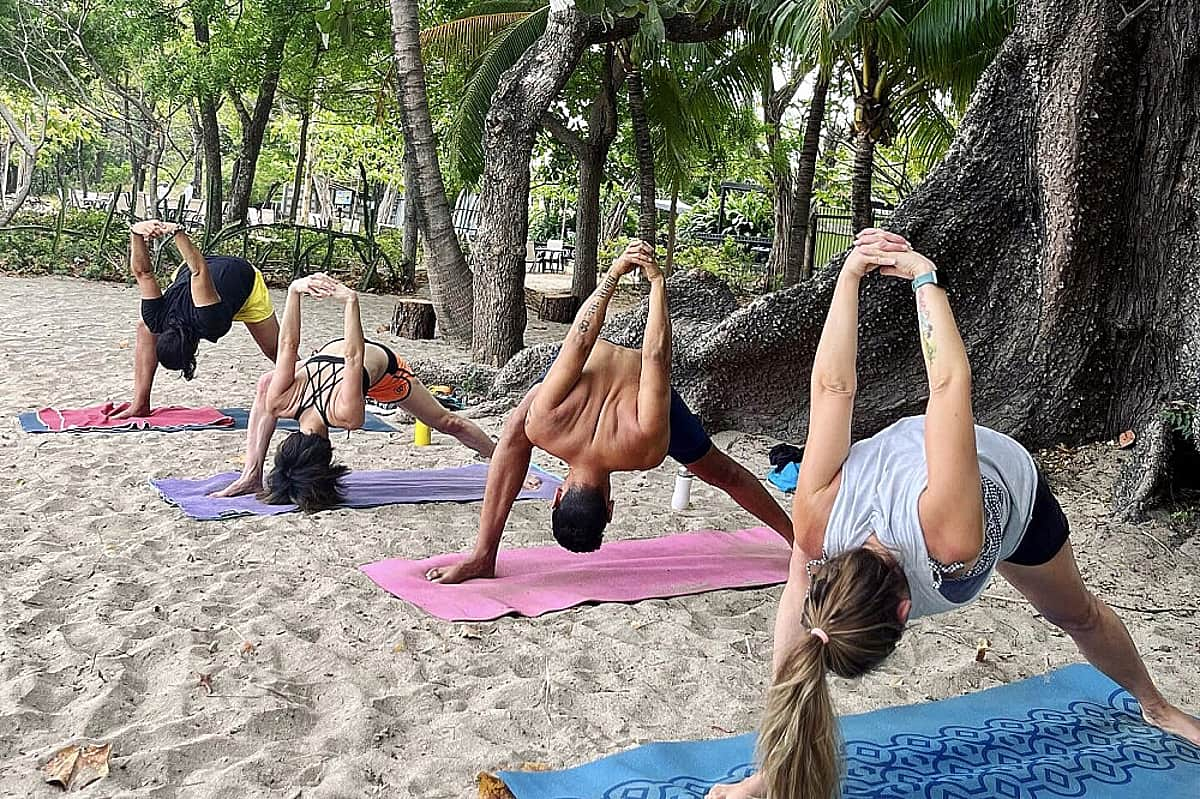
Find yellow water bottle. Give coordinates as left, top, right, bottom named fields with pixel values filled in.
left=414, top=420, right=431, bottom=446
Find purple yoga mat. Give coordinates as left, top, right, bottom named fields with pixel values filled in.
left=150, top=464, right=561, bottom=520
left=359, top=527, right=791, bottom=621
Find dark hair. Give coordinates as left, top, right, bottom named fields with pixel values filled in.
left=258, top=431, right=349, bottom=513
left=155, top=323, right=200, bottom=380
left=757, top=548, right=909, bottom=799
left=551, top=485, right=609, bottom=552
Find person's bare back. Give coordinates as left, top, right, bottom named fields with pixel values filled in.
left=523, top=341, right=668, bottom=473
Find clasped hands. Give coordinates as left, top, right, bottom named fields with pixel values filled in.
left=843, top=228, right=935, bottom=281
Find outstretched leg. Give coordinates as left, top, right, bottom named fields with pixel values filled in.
left=400, top=376, right=496, bottom=459
left=687, top=446, right=793, bottom=543
left=998, top=541, right=1200, bottom=745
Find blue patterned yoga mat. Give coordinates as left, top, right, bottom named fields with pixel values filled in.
left=18, top=408, right=396, bottom=433
left=499, top=665, right=1200, bottom=798
left=219, top=407, right=396, bottom=433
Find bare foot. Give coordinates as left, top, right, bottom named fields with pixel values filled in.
left=110, top=402, right=150, bottom=420
left=1144, top=703, right=1200, bottom=746
left=522, top=473, right=543, bottom=492
left=209, top=476, right=262, bottom=498
left=425, top=557, right=496, bottom=584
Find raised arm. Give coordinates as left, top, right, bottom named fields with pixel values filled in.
left=796, top=235, right=903, bottom=497
left=169, top=226, right=220, bottom=307
left=532, top=240, right=650, bottom=411
left=425, top=390, right=539, bottom=584
left=323, top=276, right=366, bottom=430
left=875, top=245, right=982, bottom=565
left=128, top=222, right=163, bottom=299
left=635, top=246, right=671, bottom=430
left=268, top=276, right=311, bottom=395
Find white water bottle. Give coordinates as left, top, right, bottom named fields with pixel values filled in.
left=671, top=467, right=694, bottom=511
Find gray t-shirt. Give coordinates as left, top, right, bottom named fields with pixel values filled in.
left=822, top=416, right=1038, bottom=619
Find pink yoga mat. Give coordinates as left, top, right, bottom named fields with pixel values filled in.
left=360, top=527, right=791, bottom=621
left=34, top=403, right=233, bottom=432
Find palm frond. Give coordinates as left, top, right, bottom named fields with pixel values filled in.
left=421, top=9, right=540, bottom=65
left=443, top=6, right=550, bottom=184
left=904, top=0, right=1014, bottom=81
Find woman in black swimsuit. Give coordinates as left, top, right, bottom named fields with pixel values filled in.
left=213, top=273, right=497, bottom=511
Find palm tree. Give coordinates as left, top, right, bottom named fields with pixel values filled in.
left=389, top=0, right=475, bottom=345
left=774, top=0, right=1015, bottom=231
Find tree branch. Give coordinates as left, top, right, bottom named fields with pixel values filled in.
left=1117, top=0, right=1158, bottom=32
left=228, top=91, right=252, bottom=128
left=585, top=5, right=746, bottom=44
left=542, top=112, right=586, bottom=157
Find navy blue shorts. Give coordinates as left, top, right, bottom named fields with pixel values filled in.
left=666, top=389, right=713, bottom=465
left=534, top=366, right=712, bottom=465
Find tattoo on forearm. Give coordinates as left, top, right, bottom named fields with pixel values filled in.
left=917, top=291, right=937, bottom=364
left=576, top=271, right=620, bottom=335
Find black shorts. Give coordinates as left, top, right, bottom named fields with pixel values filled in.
left=1004, top=472, right=1070, bottom=567
left=666, top=389, right=713, bottom=465
left=534, top=367, right=713, bottom=466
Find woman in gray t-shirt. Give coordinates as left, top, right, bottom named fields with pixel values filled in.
left=709, top=229, right=1200, bottom=799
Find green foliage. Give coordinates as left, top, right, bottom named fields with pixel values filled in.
left=1163, top=401, right=1198, bottom=441
left=0, top=210, right=127, bottom=281
left=670, top=239, right=757, bottom=283
left=678, top=188, right=773, bottom=240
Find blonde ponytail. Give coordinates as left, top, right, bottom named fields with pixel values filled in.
left=756, top=547, right=910, bottom=799
left=758, top=634, right=842, bottom=799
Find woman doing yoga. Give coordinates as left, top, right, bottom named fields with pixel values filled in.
left=117, top=220, right=280, bottom=419
left=709, top=229, right=1200, bottom=799
left=213, top=273, right=497, bottom=511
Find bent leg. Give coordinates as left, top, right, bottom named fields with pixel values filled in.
left=687, top=446, right=793, bottom=543
left=400, top=376, right=496, bottom=458
left=998, top=541, right=1200, bottom=744
left=245, top=313, right=281, bottom=362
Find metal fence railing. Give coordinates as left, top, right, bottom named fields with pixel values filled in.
left=809, top=207, right=895, bottom=269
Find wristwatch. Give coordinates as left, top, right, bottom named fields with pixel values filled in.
left=911, top=270, right=939, bottom=292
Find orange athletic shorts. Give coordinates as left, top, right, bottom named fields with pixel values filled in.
left=366, top=352, right=414, bottom=404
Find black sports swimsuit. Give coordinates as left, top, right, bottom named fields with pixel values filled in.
left=294, top=339, right=401, bottom=427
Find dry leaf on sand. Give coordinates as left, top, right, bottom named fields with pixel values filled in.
left=1117, top=430, right=1136, bottom=449
left=41, top=745, right=79, bottom=789
left=477, top=764, right=550, bottom=799
left=42, top=741, right=112, bottom=790
left=476, top=772, right=515, bottom=799
left=71, top=743, right=112, bottom=789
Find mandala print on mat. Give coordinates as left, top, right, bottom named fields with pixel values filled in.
left=842, top=690, right=1200, bottom=798
left=592, top=764, right=755, bottom=799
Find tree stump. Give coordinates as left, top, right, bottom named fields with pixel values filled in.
left=537, top=292, right=577, bottom=323
left=391, top=298, right=436, bottom=339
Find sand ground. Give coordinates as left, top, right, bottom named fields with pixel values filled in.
left=0, top=275, right=1197, bottom=798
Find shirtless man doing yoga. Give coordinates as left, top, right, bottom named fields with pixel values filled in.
left=427, top=240, right=792, bottom=584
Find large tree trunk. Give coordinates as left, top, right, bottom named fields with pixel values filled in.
left=518, top=0, right=1196, bottom=519
left=193, top=13, right=223, bottom=239
left=790, top=66, right=830, bottom=283
left=401, top=145, right=419, bottom=289
left=471, top=8, right=592, bottom=365
left=765, top=70, right=804, bottom=286
left=225, top=29, right=288, bottom=225
left=389, top=0, right=474, bottom=346
left=626, top=57, right=656, bottom=243
left=851, top=40, right=883, bottom=233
